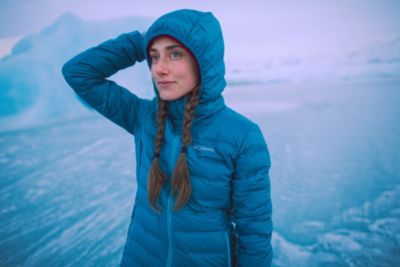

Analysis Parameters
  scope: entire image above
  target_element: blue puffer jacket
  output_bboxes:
[62,9,272,267]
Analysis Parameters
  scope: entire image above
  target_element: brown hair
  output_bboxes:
[148,85,201,213]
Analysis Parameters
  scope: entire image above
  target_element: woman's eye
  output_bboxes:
[170,52,181,59]
[150,55,159,62]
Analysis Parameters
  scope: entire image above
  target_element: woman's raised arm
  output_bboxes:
[62,30,149,135]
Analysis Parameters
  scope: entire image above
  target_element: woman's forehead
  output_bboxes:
[150,36,180,49]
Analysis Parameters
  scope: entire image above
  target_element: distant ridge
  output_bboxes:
[0,12,152,130]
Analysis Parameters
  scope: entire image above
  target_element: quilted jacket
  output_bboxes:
[62,9,273,267]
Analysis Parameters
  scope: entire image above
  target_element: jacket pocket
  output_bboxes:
[224,231,232,267]
[135,130,143,184]
[127,209,137,237]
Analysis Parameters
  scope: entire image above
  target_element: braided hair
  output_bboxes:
[148,85,201,212]
[147,97,168,212]
[171,85,200,211]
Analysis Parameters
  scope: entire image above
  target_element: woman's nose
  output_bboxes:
[154,57,169,75]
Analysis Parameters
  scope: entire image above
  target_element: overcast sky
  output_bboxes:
[1,0,400,59]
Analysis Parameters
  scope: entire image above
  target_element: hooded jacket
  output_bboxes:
[62,9,272,267]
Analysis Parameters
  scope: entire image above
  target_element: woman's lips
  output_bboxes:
[157,81,175,89]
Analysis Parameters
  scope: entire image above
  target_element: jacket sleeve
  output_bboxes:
[232,124,273,267]
[61,30,147,135]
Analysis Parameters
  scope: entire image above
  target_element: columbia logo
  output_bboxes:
[193,144,216,153]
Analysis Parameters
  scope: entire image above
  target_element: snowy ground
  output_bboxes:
[1,80,399,266]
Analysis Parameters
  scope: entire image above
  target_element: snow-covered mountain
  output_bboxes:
[0,13,152,130]
[226,34,400,84]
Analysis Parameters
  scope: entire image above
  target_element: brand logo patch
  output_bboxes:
[193,144,216,153]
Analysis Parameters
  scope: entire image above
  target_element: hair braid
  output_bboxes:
[148,98,168,212]
[171,85,201,211]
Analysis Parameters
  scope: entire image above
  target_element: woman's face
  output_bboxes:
[149,36,199,101]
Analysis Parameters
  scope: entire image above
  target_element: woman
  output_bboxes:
[62,9,273,267]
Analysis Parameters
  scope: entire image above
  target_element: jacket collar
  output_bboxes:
[152,94,225,134]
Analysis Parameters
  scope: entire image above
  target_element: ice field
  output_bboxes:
[1,80,399,266]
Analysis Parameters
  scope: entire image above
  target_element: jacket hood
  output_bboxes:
[143,9,226,130]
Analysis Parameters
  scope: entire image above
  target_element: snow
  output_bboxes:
[0,36,22,59]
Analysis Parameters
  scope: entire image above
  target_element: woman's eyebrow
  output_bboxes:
[149,45,183,52]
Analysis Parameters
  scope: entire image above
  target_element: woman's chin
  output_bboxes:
[159,95,176,101]
[159,92,184,101]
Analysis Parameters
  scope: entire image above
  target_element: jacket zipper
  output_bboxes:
[166,135,180,267]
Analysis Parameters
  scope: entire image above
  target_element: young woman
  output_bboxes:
[62,9,273,267]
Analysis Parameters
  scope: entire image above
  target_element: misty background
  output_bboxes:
[1,0,399,266]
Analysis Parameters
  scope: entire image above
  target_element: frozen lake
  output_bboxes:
[1,80,399,266]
